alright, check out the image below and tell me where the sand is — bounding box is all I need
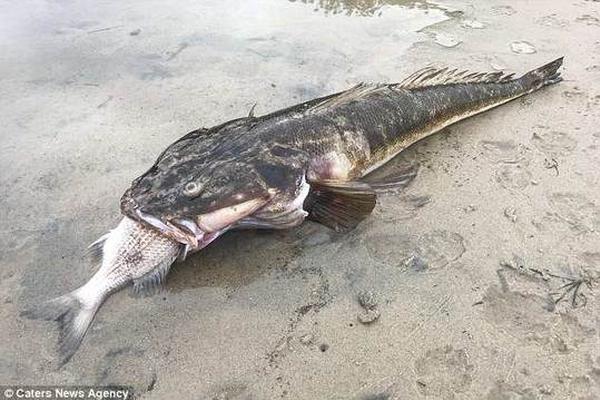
[1,0,599,398]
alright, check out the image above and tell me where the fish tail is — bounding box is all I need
[519,57,564,91]
[22,280,106,365]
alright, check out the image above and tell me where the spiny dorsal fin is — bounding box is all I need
[309,83,390,113]
[396,66,515,89]
[307,67,517,113]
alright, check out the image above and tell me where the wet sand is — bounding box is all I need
[1,0,600,398]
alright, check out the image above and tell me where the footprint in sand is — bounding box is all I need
[365,230,465,271]
[547,192,600,234]
[532,128,578,157]
[414,345,474,398]
[377,194,432,222]
[479,140,531,164]
[494,164,533,190]
[482,286,595,353]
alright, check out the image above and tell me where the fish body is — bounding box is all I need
[26,58,563,363]
[24,217,180,364]
[122,57,563,236]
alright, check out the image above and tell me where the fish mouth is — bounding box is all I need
[135,209,222,251]
[134,195,274,252]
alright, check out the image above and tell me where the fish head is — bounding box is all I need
[121,160,276,248]
[120,145,309,250]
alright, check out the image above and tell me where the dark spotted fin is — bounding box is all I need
[304,180,376,233]
[308,67,516,114]
[396,57,564,90]
[131,258,174,297]
[361,157,419,193]
[396,66,516,89]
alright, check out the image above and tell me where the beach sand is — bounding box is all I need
[1,0,599,398]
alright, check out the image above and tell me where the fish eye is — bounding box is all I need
[214,176,230,186]
[183,181,202,197]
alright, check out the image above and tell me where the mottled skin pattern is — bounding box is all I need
[121,58,562,238]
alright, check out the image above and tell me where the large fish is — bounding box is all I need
[25,57,563,363]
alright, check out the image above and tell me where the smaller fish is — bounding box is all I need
[22,217,180,364]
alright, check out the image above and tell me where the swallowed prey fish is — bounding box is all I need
[23,217,180,363]
[25,57,564,363]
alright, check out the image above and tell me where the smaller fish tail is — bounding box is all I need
[519,57,564,91]
[22,280,106,365]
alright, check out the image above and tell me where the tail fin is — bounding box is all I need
[519,57,564,90]
[22,285,104,365]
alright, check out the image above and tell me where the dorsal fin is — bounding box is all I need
[308,83,390,113]
[307,66,517,113]
[396,66,516,89]
[86,233,110,266]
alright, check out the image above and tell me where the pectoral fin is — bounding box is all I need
[304,180,376,233]
[131,258,174,297]
[361,156,419,193]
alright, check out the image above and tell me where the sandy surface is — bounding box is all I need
[1,0,600,398]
